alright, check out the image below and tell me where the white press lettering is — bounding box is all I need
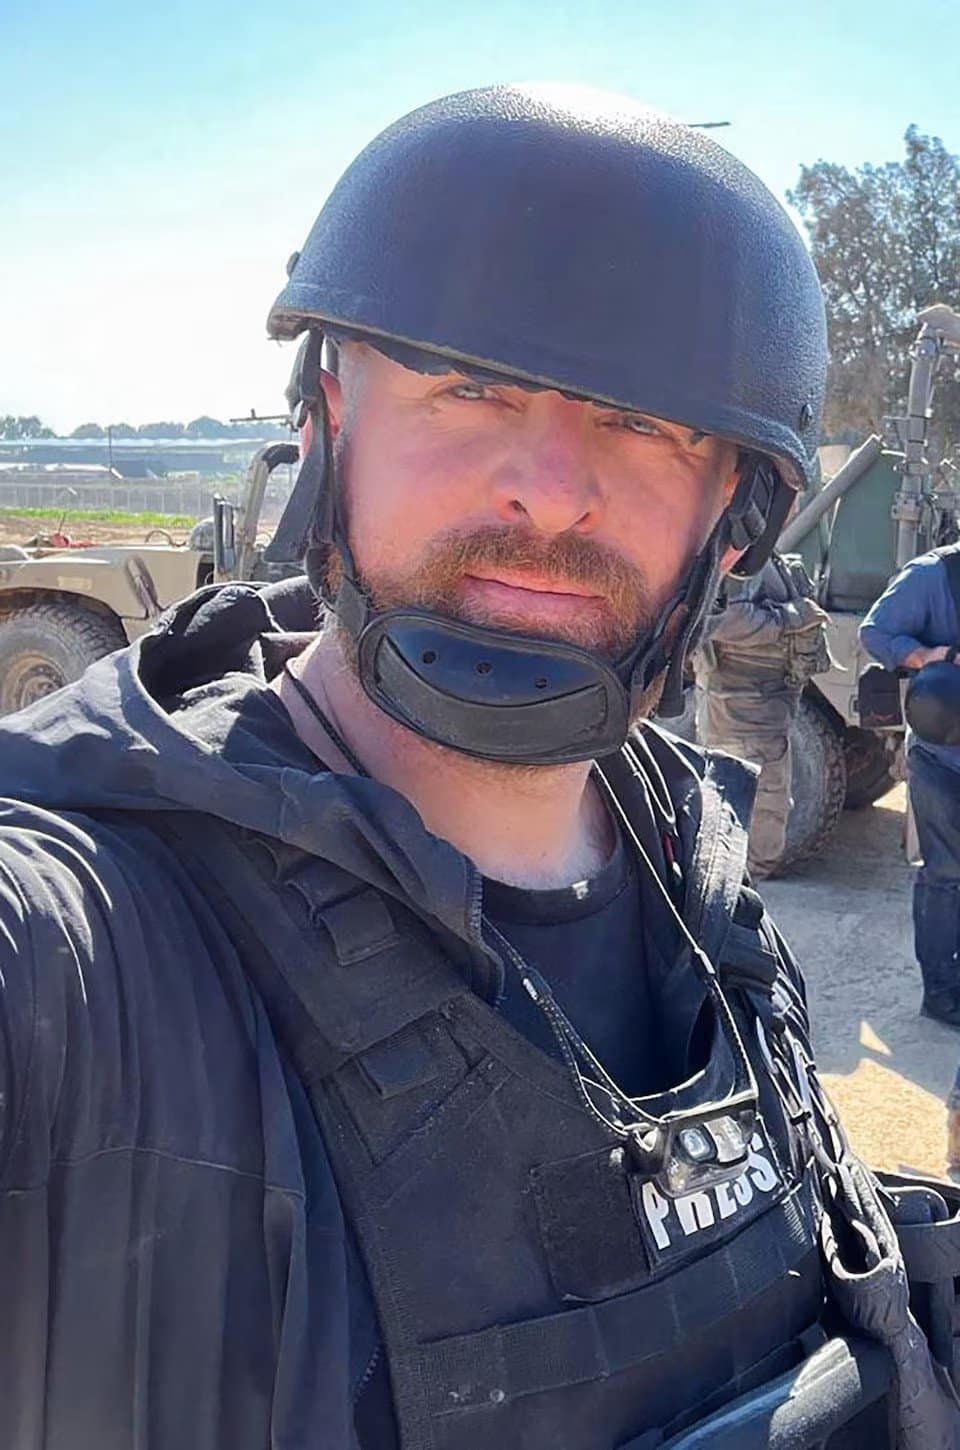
[676,1191,716,1237]
[715,1181,738,1220]
[732,1172,754,1208]
[641,1181,672,1250]
[747,1136,778,1194]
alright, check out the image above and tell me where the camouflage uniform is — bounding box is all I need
[695,554,829,878]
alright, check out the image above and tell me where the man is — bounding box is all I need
[860,546,960,1027]
[696,553,829,878]
[1,87,957,1449]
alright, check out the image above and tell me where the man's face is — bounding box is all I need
[323,345,740,659]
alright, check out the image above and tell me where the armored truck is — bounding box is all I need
[0,442,299,714]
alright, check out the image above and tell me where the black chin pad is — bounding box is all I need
[356,611,631,764]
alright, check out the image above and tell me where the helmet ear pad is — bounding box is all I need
[726,458,797,579]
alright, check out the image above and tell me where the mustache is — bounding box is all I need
[341,523,658,661]
[398,525,652,616]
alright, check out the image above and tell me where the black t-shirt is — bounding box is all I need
[181,681,664,1098]
[485,830,663,1098]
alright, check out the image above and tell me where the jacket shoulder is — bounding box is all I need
[0,801,265,1187]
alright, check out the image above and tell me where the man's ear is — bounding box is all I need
[720,450,741,508]
[299,369,343,459]
[320,368,343,435]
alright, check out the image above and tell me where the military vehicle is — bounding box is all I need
[0,442,299,715]
[666,305,960,870]
[778,302,960,866]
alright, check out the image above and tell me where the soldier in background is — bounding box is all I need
[695,553,830,878]
[861,544,960,1027]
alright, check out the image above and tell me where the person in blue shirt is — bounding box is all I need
[860,548,960,1027]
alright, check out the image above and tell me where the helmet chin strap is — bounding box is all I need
[291,345,774,763]
[654,458,781,717]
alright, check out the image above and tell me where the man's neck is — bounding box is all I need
[274,631,615,889]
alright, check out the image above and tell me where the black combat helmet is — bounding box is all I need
[267,84,828,765]
[905,661,960,747]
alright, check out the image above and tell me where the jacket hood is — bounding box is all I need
[0,581,757,960]
[0,583,480,947]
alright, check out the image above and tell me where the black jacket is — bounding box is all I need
[0,581,951,1449]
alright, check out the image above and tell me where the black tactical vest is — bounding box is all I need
[118,576,960,1449]
[155,785,833,1449]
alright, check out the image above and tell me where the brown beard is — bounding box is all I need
[328,523,656,661]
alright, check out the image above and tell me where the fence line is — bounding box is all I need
[0,473,296,519]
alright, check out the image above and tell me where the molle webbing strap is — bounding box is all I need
[149,813,469,1081]
[413,1179,817,1418]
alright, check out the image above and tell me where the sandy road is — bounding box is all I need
[762,783,957,1178]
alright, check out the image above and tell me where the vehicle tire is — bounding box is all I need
[842,725,897,809]
[781,694,847,868]
[0,601,128,716]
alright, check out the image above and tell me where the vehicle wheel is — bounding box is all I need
[0,601,128,716]
[781,695,847,867]
[842,725,896,809]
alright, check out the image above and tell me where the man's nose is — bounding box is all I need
[489,403,600,535]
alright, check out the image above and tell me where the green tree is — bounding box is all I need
[137,421,185,438]
[70,422,106,439]
[0,414,56,439]
[185,415,227,438]
[106,422,137,438]
[790,127,960,453]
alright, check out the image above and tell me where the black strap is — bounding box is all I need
[263,334,325,565]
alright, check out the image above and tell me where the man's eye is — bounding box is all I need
[447,381,492,402]
[614,414,660,436]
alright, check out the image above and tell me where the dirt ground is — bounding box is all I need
[763,782,958,1179]
[0,514,192,548]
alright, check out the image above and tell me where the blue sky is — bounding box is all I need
[3,0,959,433]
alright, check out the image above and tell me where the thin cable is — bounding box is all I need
[483,918,661,1139]
[282,665,369,777]
[594,761,759,1111]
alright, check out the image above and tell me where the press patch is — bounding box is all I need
[631,1129,783,1268]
